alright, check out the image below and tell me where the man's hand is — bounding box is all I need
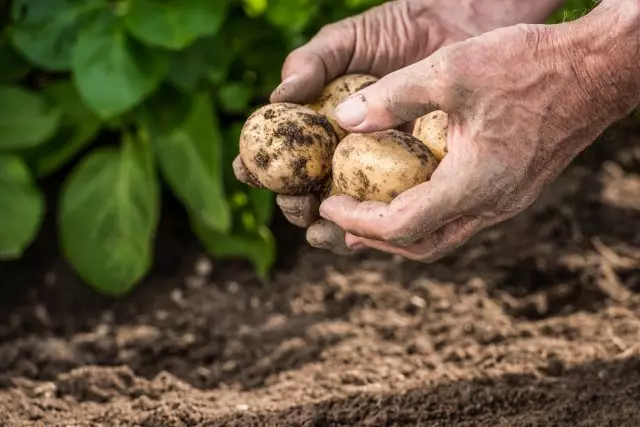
[233,0,567,254]
[319,0,640,261]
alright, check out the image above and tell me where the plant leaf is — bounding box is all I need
[248,188,274,226]
[125,0,228,50]
[138,83,192,133]
[151,93,231,233]
[217,81,254,114]
[265,0,319,34]
[0,154,45,259]
[0,39,30,83]
[166,35,232,92]
[59,132,160,296]
[9,0,107,71]
[0,86,61,150]
[21,80,102,177]
[193,221,276,280]
[72,15,168,119]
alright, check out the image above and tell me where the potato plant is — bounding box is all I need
[0,0,609,297]
[0,0,386,296]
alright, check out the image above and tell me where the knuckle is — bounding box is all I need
[316,20,351,40]
[379,222,414,245]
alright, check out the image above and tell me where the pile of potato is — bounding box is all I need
[239,74,449,204]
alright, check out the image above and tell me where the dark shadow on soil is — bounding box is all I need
[0,123,638,395]
[216,356,640,427]
[0,163,308,338]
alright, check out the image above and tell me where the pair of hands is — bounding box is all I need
[234,0,640,261]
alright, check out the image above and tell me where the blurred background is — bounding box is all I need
[5,1,640,425]
[0,0,595,297]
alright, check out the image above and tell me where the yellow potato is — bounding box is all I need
[412,110,449,161]
[306,73,379,140]
[331,129,439,203]
[239,102,339,195]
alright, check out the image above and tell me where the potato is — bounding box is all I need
[239,102,339,195]
[306,73,379,140]
[412,110,448,161]
[332,129,439,203]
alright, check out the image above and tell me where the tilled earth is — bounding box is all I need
[1,125,640,426]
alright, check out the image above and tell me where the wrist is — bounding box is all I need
[555,0,640,123]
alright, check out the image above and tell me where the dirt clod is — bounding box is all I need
[0,126,639,426]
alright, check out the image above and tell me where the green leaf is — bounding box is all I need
[248,188,274,226]
[0,40,30,83]
[265,0,319,34]
[0,154,45,259]
[59,132,160,296]
[45,80,100,125]
[151,93,231,233]
[217,82,254,114]
[9,0,107,71]
[138,83,192,133]
[344,0,386,8]
[193,221,276,280]
[546,0,595,23]
[242,0,267,17]
[166,35,232,92]
[72,15,168,119]
[125,0,228,50]
[21,81,101,177]
[0,86,61,150]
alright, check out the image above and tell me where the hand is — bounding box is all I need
[234,0,566,254]
[319,0,640,261]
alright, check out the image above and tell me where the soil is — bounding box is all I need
[1,123,640,426]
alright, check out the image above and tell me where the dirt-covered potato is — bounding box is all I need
[306,73,379,140]
[239,102,339,195]
[412,110,448,161]
[332,129,439,203]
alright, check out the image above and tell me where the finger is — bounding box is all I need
[270,20,357,104]
[232,155,263,188]
[306,219,358,255]
[276,194,320,228]
[333,49,457,132]
[319,155,469,246]
[347,215,485,262]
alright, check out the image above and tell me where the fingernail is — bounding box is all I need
[335,95,366,127]
[274,74,298,91]
[283,73,299,84]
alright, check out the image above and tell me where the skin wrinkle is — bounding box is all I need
[321,0,640,260]
[234,0,640,257]
[329,19,359,80]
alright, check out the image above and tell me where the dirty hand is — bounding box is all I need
[233,0,566,254]
[319,0,640,261]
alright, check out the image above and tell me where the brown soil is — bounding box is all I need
[1,124,640,426]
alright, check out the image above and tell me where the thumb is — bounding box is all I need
[333,51,456,132]
[270,20,357,105]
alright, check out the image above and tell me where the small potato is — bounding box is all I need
[307,73,379,140]
[239,102,339,195]
[332,129,439,203]
[412,110,449,161]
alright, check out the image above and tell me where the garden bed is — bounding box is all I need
[1,124,640,426]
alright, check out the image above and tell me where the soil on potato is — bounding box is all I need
[1,123,640,426]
